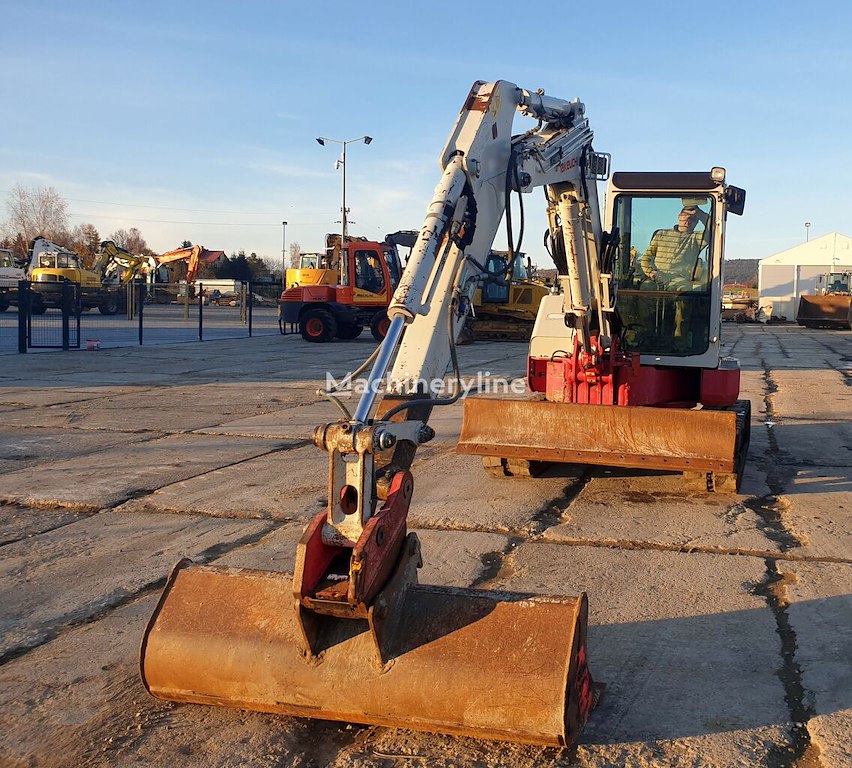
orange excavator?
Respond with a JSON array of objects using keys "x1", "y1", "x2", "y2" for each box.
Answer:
[
  {"x1": 141, "y1": 80, "x2": 746, "y2": 748},
  {"x1": 156, "y1": 244, "x2": 226, "y2": 284}
]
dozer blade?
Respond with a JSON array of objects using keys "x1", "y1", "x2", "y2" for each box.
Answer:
[
  {"x1": 141, "y1": 541, "x2": 593, "y2": 748},
  {"x1": 458, "y1": 394, "x2": 743, "y2": 476}
]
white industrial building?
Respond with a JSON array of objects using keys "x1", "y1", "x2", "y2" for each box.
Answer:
[{"x1": 758, "y1": 232, "x2": 852, "y2": 320}]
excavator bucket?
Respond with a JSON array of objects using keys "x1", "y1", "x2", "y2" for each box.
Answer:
[
  {"x1": 141, "y1": 534, "x2": 596, "y2": 747},
  {"x1": 796, "y1": 295, "x2": 852, "y2": 329},
  {"x1": 458, "y1": 394, "x2": 750, "y2": 490}
]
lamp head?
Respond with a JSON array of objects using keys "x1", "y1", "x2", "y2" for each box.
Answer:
[
  {"x1": 364, "y1": 136, "x2": 373, "y2": 145},
  {"x1": 316, "y1": 137, "x2": 325, "y2": 146}
]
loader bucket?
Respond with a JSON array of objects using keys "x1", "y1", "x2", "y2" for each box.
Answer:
[
  {"x1": 141, "y1": 540, "x2": 594, "y2": 747},
  {"x1": 458, "y1": 394, "x2": 747, "y2": 478},
  {"x1": 796, "y1": 295, "x2": 852, "y2": 329}
]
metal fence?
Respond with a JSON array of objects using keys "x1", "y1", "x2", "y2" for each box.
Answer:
[{"x1": 0, "y1": 280, "x2": 284, "y2": 354}]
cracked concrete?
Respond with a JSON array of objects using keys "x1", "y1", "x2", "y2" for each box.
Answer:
[{"x1": 0, "y1": 324, "x2": 849, "y2": 768}]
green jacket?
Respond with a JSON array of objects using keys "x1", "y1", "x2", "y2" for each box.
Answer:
[{"x1": 640, "y1": 227, "x2": 707, "y2": 290}]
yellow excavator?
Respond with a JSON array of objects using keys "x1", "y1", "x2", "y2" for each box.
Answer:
[
  {"x1": 94, "y1": 240, "x2": 158, "y2": 285},
  {"x1": 141, "y1": 80, "x2": 746, "y2": 748},
  {"x1": 465, "y1": 250, "x2": 551, "y2": 340},
  {"x1": 284, "y1": 251, "x2": 338, "y2": 289}
]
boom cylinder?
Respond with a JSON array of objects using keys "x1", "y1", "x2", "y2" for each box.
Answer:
[
  {"x1": 388, "y1": 157, "x2": 467, "y2": 321},
  {"x1": 352, "y1": 315, "x2": 407, "y2": 423}
]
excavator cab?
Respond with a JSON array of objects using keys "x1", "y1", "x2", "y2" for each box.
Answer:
[
  {"x1": 611, "y1": 193, "x2": 714, "y2": 357},
  {"x1": 353, "y1": 249, "x2": 386, "y2": 295}
]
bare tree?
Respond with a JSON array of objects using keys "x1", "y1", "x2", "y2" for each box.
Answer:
[
  {"x1": 4, "y1": 184, "x2": 69, "y2": 246},
  {"x1": 289, "y1": 241, "x2": 302, "y2": 269},
  {"x1": 68, "y1": 223, "x2": 101, "y2": 268},
  {"x1": 108, "y1": 227, "x2": 147, "y2": 254}
]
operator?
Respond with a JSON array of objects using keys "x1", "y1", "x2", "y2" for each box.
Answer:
[{"x1": 641, "y1": 204, "x2": 709, "y2": 291}]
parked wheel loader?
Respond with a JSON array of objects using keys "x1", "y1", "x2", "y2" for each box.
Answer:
[
  {"x1": 141, "y1": 79, "x2": 746, "y2": 749},
  {"x1": 795, "y1": 271, "x2": 852, "y2": 329}
]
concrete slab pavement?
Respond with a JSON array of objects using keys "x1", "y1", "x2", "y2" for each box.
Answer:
[
  {"x1": 489, "y1": 541, "x2": 791, "y2": 766},
  {"x1": 0, "y1": 510, "x2": 273, "y2": 660},
  {"x1": 0, "y1": 325, "x2": 849, "y2": 768},
  {"x1": 780, "y1": 560, "x2": 852, "y2": 768},
  {"x1": 117, "y1": 445, "x2": 325, "y2": 522},
  {"x1": 0, "y1": 433, "x2": 298, "y2": 510},
  {"x1": 541, "y1": 471, "x2": 782, "y2": 555}
]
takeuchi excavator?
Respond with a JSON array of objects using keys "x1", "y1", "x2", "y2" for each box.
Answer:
[{"x1": 140, "y1": 80, "x2": 746, "y2": 747}]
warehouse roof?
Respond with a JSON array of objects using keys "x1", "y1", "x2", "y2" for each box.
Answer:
[{"x1": 759, "y1": 232, "x2": 852, "y2": 266}]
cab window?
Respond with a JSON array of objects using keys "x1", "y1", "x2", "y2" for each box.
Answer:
[
  {"x1": 612, "y1": 195, "x2": 714, "y2": 356},
  {"x1": 354, "y1": 250, "x2": 385, "y2": 293}
]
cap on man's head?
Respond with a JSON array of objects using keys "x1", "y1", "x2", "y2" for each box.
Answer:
[{"x1": 680, "y1": 206, "x2": 699, "y2": 214}]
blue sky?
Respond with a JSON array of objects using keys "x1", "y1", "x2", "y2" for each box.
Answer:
[{"x1": 1, "y1": 1, "x2": 849, "y2": 267}]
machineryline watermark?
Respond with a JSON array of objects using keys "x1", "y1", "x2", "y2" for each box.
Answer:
[{"x1": 324, "y1": 371, "x2": 527, "y2": 398}]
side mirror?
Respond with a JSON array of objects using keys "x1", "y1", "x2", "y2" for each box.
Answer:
[{"x1": 725, "y1": 186, "x2": 746, "y2": 216}]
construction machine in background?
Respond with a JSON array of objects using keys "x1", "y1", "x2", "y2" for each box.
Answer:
[
  {"x1": 155, "y1": 243, "x2": 226, "y2": 285},
  {"x1": 795, "y1": 271, "x2": 852, "y2": 329},
  {"x1": 279, "y1": 234, "x2": 409, "y2": 342},
  {"x1": 721, "y1": 283, "x2": 758, "y2": 323},
  {"x1": 141, "y1": 80, "x2": 746, "y2": 747},
  {"x1": 28, "y1": 237, "x2": 128, "y2": 314},
  {"x1": 93, "y1": 240, "x2": 158, "y2": 287},
  {"x1": 0, "y1": 248, "x2": 25, "y2": 312},
  {"x1": 284, "y1": 251, "x2": 338, "y2": 290},
  {"x1": 284, "y1": 232, "x2": 417, "y2": 293},
  {"x1": 464, "y1": 250, "x2": 550, "y2": 340}
]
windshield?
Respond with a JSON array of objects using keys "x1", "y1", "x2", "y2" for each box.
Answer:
[
  {"x1": 612, "y1": 194, "x2": 714, "y2": 356},
  {"x1": 39, "y1": 252, "x2": 80, "y2": 269},
  {"x1": 353, "y1": 249, "x2": 385, "y2": 293},
  {"x1": 823, "y1": 272, "x2": 850, "y2": 293}
]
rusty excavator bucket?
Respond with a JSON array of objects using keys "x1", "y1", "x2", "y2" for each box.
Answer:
[{"x1": 142, "y1": 463, "x2": 597, "y2": 747}]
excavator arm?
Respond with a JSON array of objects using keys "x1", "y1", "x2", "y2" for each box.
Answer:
[
  {"x1": 325, "y1": 80, "x2": 610, "y2": 508},
  {"x1": 95, "y1": 241, "x2": 158, "y2": 285},
  {"x1": 156, "y1": 244, "x2": 203, "y2": 283},
  {"x1": 140, "y1": 81, "x2": 604, "y2": 747}
]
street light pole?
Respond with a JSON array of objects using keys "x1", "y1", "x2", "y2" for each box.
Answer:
[
  {"x1": 805, "y1": 221, "x2": 811, "y2": 242},
  {"x1": 316, "y1": 135, "x2": 372, "y2": 256},
  {"x1": 341, "y1": 142, "x2": 347, "y2": 245},
  {"x1": 281, "y1": 220, "x2": 287, "y2": 287}
]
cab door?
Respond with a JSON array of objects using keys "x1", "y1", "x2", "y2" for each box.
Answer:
[{"x1": 351, "y1": 247, "x2": 387, "y2": 305}]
